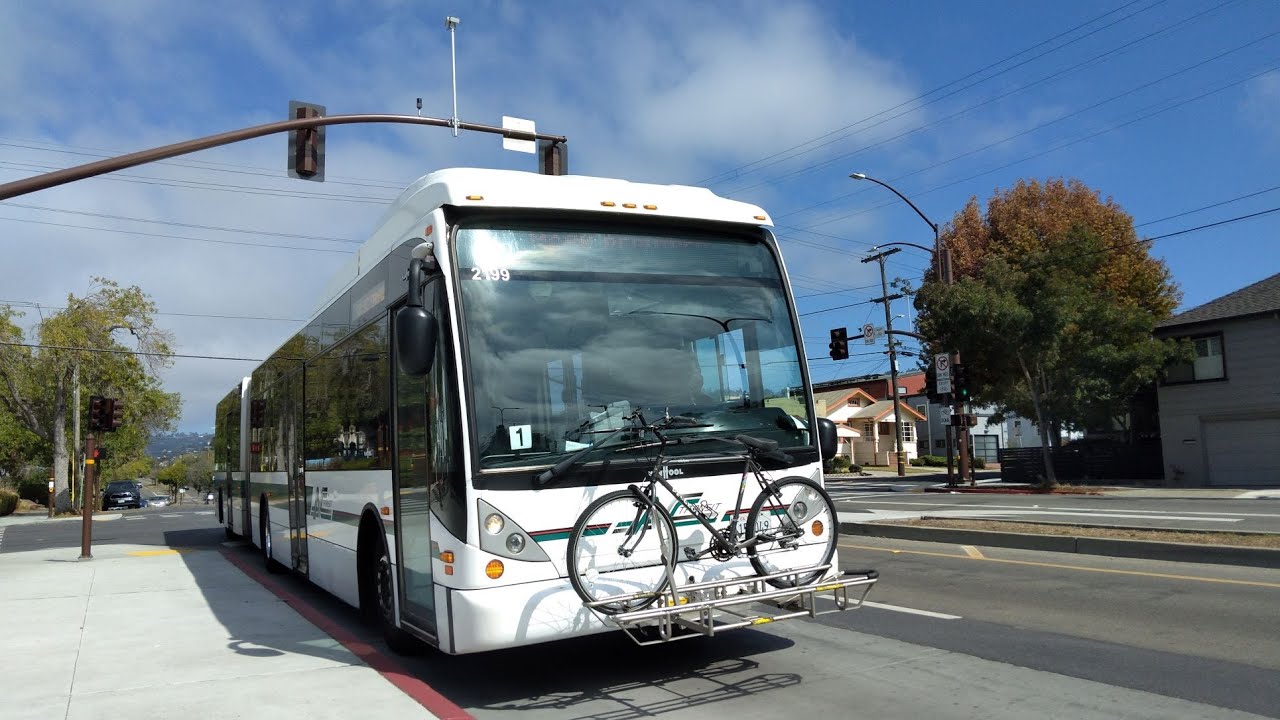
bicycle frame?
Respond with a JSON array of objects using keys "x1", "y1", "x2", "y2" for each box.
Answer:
[{"x1": 615, "y1": 440, "x2": 798, "y2": 563}]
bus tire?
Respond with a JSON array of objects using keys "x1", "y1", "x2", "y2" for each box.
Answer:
[
  {"x1": 261, "y1": 497, "x2": 282, "y2": 574},
  {"x1": 360, "y1": 514, "x2": 421, "y2": 655}
]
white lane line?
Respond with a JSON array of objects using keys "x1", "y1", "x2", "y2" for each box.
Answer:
[
  {"x1": 124, "y1": 517, "x2": 148, "y2": 521},
  {"x1": 159, "y1": 513, "x2": 181, "y2": 518},
  {"x1": 863, "y1": 601, "x2": 961, "y2": 620},
  {"x1": 851, "y1": 499, "x2": 1280, "y2": 519}
]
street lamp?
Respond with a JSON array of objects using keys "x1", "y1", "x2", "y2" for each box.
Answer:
[
  {"x1": 850, "y1": 172, "x2": 967, "y2": 486},
  {"x1": 849, "y1": 173, "x2": 948, "y2": 283}
]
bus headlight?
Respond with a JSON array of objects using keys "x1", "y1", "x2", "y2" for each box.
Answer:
[
  {"x1": 475, "y1": 499, "x2": 551, "y2": 562},
  {"x1": 483, "y1": 513, "x2": 505, "y2": 535}
]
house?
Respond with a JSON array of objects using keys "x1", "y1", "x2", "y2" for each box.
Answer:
[
  {"x1": 905, "y1": 395, "x2": 1081, "y2": 465},
  {"x1": 1155, "y1": 272, "x2": 1280, "y2": 487},
  {"x1": 814, "y1": 386, "x2": 927, "y2": 466}
]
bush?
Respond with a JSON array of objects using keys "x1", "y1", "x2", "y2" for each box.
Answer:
[
  {"x1": 15, "y1": 477, "x2": 48, "y2": 504},
  {"x1": 0, "y1": 489, "x2": 17, "y2": 516},
  {"x1": 832, "y1": 455, "x2": 852, "y2": 472},
  {"x1": 972, "y1": 457, "x2": 986, "y2": 470}
]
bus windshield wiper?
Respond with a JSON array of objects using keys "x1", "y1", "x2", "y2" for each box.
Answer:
[{"x1": 534, "y1": 414, "x2": 705, "y2": 487}]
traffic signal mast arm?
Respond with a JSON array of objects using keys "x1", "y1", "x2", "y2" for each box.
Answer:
[{"x1": 0, "y1": 113, "x2": 569, "y2": 201}]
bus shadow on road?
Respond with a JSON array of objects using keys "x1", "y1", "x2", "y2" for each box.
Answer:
[{"x1": 412, "y1": 628, "x2": 800, "y2": 718}]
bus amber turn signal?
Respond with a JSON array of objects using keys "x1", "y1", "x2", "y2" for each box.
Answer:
[{"x1": 485, "y1": 560, "x2": 504, "y2": 579}]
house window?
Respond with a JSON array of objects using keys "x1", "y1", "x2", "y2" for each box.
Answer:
[
  {"x1": 899, "y1": 423, "x2": 914, "y2": 443},
  {"x1": 863, "y1": 421, "x2": 875, "y2": 436},
  {"x1": 1165, "y1": 333, "x2": 1225, "y2": 383}
]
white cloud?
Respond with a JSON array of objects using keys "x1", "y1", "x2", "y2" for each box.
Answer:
[{"x1": 1, "y1": 0, "x2": 923, "y2": 431}]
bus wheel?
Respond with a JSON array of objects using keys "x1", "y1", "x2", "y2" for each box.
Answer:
[
  {"x1": 369, "y1": 534, "x2": 421, "y2": 655},
  {"x1": 261, "y1": 500, "x2": 282, "y2": 574}
]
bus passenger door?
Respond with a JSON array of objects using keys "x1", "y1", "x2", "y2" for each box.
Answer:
[{"x1": 391, "y1": 282, "x2": 438, "y2": 635}]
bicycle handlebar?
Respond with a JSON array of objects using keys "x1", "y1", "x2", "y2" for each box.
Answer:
[{"x1": 534, "y1": 412, "x2": 705, "y2": 487}]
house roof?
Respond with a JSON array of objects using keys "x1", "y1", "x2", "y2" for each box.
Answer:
[
  {"x1": 848, "y1": 399, "x2": 928, "y2": 423},
  {"x1": 813, "y1": 387, "x2": 878, "y2": 412},
  {"x1": 1157, "y1": 272, "x2": 1280, "y2": 330}
]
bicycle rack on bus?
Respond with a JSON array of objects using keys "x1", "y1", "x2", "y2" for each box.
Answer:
[{"x1": 585, "y1": 563, "x2": 879, "y2": 647}]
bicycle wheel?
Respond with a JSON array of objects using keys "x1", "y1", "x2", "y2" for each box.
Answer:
[
  {"x1": 746, "y1": 476, "x2": 838, "y2": 588},
  {"x1": 567, "y1": 488, "x2": 678, "y2": 615}
]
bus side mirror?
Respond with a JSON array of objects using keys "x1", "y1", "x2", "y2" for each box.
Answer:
[
  {"x1": 817, "y1": 418, "x2": 838, "y2": 460},
  {"x1": 396, "y1": 306, "x2": 438, "y2": 376},
  {"x1": 395, "y1": 255, "x2": 439, "y2": 377}
]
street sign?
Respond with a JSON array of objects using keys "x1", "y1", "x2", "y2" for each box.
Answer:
[
  {"x1": 862, "y1": 323, "x2": 876, "y2": 345},
  {"x1": 934, "y1": 353, "x2": 952, "y2": 394},
  {"x1": 502, "y1": 116, "x2": 537, "y2": 154}
]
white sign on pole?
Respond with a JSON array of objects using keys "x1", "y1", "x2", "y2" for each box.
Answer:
[
  {"x1": 934, "y1": 353, "x2": 952, "y2": 394},
  {"x1": 862, "y1": 323, "x2": 876, "y2": 345},
  {"x1": 502, "y1": 116, "x2": 537, "y2": 154}
]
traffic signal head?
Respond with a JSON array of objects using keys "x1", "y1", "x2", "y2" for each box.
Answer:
[
  {"x1": 287, "y1": 101, "x2": 326, "y2": 181},
  {"x1": 92, "y1": 446, "x2": 107, "y2": 462},
  {"x1": 954, "y1": 364, "x2": 971, "y2": 400},
  {"x1": 88, "y1": 395, "x2": 106, "y2": 432},
  {"x1": 828, "y1": 327, "x2": 849, "y2": 360},
  {"x1": 109, "y1": 398, "x2": 124, "y2": 430}
]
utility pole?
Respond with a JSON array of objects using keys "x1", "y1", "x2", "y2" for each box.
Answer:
[
  {"x1": 73, "y1": 363, "x2": 80, "y2": 511},
  {"x1": 863, "y1": 247, "x2": 906, "y2": 477}
]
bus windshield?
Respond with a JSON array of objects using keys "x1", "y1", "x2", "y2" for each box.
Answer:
[{"x1": 455, "y1": 222, "x2": 811, "y2": 471}]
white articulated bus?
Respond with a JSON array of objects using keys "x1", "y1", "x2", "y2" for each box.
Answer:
[{"x1": 212, "y1": 167, "x2": 863, "y2": 654}]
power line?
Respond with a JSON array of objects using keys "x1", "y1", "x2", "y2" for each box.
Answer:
[
  {"x1": 2, "y1": 201, "x2": 361, "y2": 244},
  {"x1": 0, "y1": 215, "x2": 355, "y2": 254},
  {"x1": 0, "y1": 340, "x2": 266, "y2": 363},
  {"x1": 0, "y1": 136, "x2": 411, "y2": 188},
  {"x1": 1135, "y1": 184, "x2": 1280, "y2": 228},
  {"x1": 778, "y1": 26, "x2": 1280, "y2": 223},
  {"x1": 721, "y1": 0, "x2": 1224, "y2": 196},
  {"x1": 697, "y1": 0, "x2": 1165, "y2": 187},
  {"x1": 0, "y1": 160, "x2": 396, "y2": 204},
  {"x1": 0, "y1": 299, "x2": 304, "y2": 323},
  {"x1": 800, "y1": 58, "x2": 1280, "y2": 231}
]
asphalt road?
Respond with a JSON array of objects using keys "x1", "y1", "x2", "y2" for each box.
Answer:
[
  {"x1": 828, "y1": 481, "x2": 1280, "y2": 533},
  {"x1": 4, "y1": 506, "x2": 1278, "y2": 719}
]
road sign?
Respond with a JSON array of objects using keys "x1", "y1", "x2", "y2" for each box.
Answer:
[
  {"x1": 862, "y1": 323, "x2": 876, "y2": 345},
  {"x1": 934, "y1": 353, "x2": 952, "y2": 394},
  {"x1": 502, "y1": 116, "x2": 537, "y2": 154}
]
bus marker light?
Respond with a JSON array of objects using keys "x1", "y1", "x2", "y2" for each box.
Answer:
[
  {"x1": 644, "y1": 204, "x2": 657, "y2": 210},
  {"x1": 444, "y1": 566, "x2": 454, "y2": 575},
  {"x1": 466, "y1": 195, "x2": 484, "y2": 201},
  {"x1": 485, "y1": 560, "x2": 504, "y2": 579},
  {"x1": 812, "y1": 520, "x2": 824, "y2": 536},
  {"x1": 600, "y1": 201, "x2": 616, "y2": 207},
  {"x1": 424, "y1": 225, "x2": 433, "y2": 236},
  {"x1": 440, "y1": 550, "x2": 455, "y2": 563},
  {"x1": 380, "y1": 506, "x2": 390, "y2": 516},
  {"x1": 622, "y1": 203, "x2": 636, "y2": 209},
  {"x1": 753, "y1": 215, "x2": 767, "y2": 221}
]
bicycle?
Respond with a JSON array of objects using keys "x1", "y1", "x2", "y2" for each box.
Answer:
[{"x1": 561, "y1": 409, "x2": 840, "y2": 615}]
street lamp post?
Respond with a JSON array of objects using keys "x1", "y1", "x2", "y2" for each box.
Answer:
[{"x1": 850, "y1": 172, "x2": 968, "y2": 486}]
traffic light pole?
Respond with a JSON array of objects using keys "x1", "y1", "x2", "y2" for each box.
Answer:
[
  {"x1": 79, "y1": 433, "x2": 96, "y2": 560},
  {"x1": 953, "y1": 357, "x2": 972, "y2": 486}
]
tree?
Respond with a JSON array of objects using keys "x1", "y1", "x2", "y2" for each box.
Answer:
[
  {"x1": 0, "y1": 279, "x2": 180, "y2": 509},
  {"x1": 916, "y1": 178, "x2": 1183, "y2": 485}
]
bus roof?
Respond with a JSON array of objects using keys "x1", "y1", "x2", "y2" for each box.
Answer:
[{"x1": 311, "y1": 168, "x2": 773, "y2": 325}]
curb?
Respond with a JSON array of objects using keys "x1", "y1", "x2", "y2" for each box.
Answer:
[
  {"x1": 840, "y1": 521, "x2": 1280, "y2": 569},
  {"x1": 221, "y1": 548, "x2": 474, "y2": 720}
]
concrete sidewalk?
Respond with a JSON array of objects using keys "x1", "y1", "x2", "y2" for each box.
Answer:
[{"x1": 0, "y1": 542, "x2": 441, "y2": 719}]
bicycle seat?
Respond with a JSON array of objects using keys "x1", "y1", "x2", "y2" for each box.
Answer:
[{"x1": 734, "y1": 434, "x2": 778, "y2": 453}]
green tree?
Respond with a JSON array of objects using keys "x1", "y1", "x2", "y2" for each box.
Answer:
[
  {"x1": 157, "y1": 459, "x2": 187, "y2": 497},
  {"x1": 0, "y1": 279, "x2": 179, "y2": 509},
  {"x1": 916, "y1": 179, "x2": 1183, "y2": 485}
]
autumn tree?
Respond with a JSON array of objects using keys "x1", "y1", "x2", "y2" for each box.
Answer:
[
  {"x1": 915, "y1": 178, "x2": 1183, "y2": 484},
  {"x1": 0, "y1": 279, "x2": 180, "y2": 509}
]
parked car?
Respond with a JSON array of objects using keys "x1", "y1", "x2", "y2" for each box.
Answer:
[{"x1": 102, "y1": 481, "x2": 144, "y2": 510}]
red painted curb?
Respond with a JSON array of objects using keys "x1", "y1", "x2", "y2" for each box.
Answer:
[{"x1": 222, "y1": 547, "x2": 473, "y2": 720}]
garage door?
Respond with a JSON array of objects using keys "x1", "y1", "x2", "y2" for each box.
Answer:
[{"x1": 1202, "y1": 418, "x2": 1280, "y2": 486}]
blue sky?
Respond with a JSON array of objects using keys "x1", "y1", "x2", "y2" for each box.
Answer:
[{"x1": 1, "y1": 0, "x2": 1277, "y2": 431}]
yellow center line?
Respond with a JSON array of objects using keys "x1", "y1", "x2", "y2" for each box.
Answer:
[
  {"x1": 838, "y1": 541, "x2": 1280, "y2": 589},
  {"x1": 961, "y1": 545, "x2": 985, "y2": 559}
]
